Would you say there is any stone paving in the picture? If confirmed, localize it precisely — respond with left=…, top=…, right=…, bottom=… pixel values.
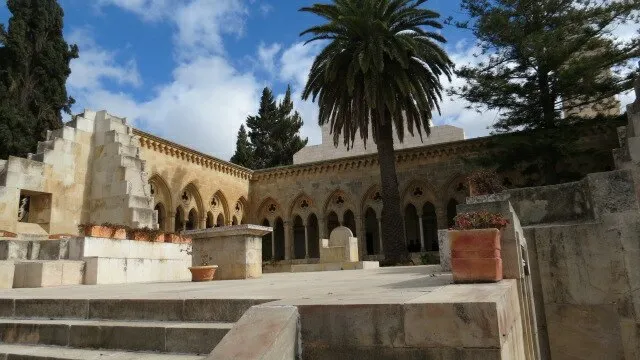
left=0, top=265, right=451, bottom=303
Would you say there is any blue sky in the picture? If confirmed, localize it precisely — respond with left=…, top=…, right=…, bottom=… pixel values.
left=0, top=1, right=636, bottom=160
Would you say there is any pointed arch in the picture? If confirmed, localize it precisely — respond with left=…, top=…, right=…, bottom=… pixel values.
left=289, top=192, right=316, bottom=220
left=441, top=173, right=470, bottom=205
left=360, top=184, right=382, bottom=218
left=401, top=179, right=438, bottom=210
left=323, top=188, right=354, bottom=219
left=208, top=190, right=230, bottom=226
left=233, top=196, right=248, bottom=224
left=256, top=197, right=283, bottom=223
left=179, top=182, right=205, bottom=220
left=149, top=174, right=172, bottom=230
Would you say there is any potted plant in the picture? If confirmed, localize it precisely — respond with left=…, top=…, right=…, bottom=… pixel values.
left=467, top=169, right=504, bottom=196
left=449, top=211, right=509, bottom=283
left=188, top=253, right=218, bottom=282
left=78, top=223, right=127, bottom=239
left=126, top=227, right=163, bottom=242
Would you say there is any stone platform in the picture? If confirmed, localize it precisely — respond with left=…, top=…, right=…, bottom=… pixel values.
left=0, top=266, right=527, bottom=359
left=263, top=260, right=379, bottom=273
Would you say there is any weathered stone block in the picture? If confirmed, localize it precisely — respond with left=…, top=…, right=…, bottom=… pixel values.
left=0, top=261, right=14, bottom=289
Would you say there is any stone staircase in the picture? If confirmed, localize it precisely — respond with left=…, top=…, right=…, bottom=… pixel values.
left=0, top=298, right=270, bottom=359
left=89, top=111, right=156, bottom=229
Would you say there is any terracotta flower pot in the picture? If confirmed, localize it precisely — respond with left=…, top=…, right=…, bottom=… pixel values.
left=84, top=225, right=127, bottom=239
left=449, top=228, right=502, bottom=283
left=189, top=265, right=218, bottom=282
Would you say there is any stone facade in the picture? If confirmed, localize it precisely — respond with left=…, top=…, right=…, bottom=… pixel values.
left=293, top=122, right=465, bottom=164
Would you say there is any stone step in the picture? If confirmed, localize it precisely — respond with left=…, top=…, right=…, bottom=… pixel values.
left=49, top=126, right=77, bottom=142
left=0, top=240, right=69, bottom=261
left=0, top=344, right=204, bottom=360
left=104, top=130, right=137, bottom=147
left=104, top=141, right=140, bottom=158
left=12, top=260, right=85, bottom=288
left=0, top=298, right=270, bottom=323
left=0, top=318, right=232, bottom=354
left=121, top=155, right=146, bottom=172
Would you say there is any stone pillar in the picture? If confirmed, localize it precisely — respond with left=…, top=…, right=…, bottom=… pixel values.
left=168, top=211, right=176, bottom=232
left=355, top=215, right=363, bottom=258
left=284, top=221, right=292, bottom=260
left=378, top=218, right=384, bottom=255
left=304, top=224, right=309, bottom=259
left=418, top=217, right=425, bottom=252
left=319, top=217, right=327, bottom=239
left=199, top=216, right=207, bottom=230
left=270, top=231, right=275, bottom=260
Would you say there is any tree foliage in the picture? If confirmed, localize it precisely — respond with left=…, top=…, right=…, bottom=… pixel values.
left=300, top=0, right=453, bottom=264
left=450, top=0, right=640, bottom=184
left=230, top=86, right=308, bottom=169
left=0, top=0, right=78, bottom=159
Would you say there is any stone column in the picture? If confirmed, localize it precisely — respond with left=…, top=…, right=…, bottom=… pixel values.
left=284, top=221, right=292, bottom=260
left=319, top=217, right=327, bottom=239
left=270, top=231, right=275, bottom=260
left=418, top=217, right=425, bottom=252
left=304, top=224, right=309, bottom=259
left=355, top=215, right=364, bottom=258
left=168, top=211, right=176, bottom=232
left=199, top=216, right=207, bottom=230
left=378, top=218, right=384, bottom=255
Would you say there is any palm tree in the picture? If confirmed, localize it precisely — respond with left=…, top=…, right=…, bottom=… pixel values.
left=300, top=0, right=453, bottom=264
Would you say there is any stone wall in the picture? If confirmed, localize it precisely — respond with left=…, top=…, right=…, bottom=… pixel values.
left=293, top=123, right=465, bottom=164
left=136, top=130, right=251, bottom=232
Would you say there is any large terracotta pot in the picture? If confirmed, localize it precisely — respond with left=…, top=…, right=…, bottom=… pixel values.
left=449, top=228, right=502, bottom=283
left=189, top=265, right=218, bottom=282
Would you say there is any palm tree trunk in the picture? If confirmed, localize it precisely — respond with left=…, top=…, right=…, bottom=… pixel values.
left=376, top=120, right=410, bottom=265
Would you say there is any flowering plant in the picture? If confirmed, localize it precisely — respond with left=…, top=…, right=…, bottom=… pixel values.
left=467, top=169, right=504, bottom=196
left=451, top=211, right=509, bottom=230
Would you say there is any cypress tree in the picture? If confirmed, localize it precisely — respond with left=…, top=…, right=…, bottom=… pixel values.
left=0, top=0, right=78, bottom=159
left=450, top=0, right=639, bottom=185
left=231, top=86, right=308, bottom=169
left=230, top=125, right=254, bottom=169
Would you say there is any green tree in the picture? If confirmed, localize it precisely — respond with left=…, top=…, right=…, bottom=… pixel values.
left=230, top=125, right=255, bottom=169
left=0, top=0, right=78, bottom=159
left=451, top=0, right=640, bottom=184
left=231, top=86, right=308, bottom=169
left=300, top=0, right=453, bottom=264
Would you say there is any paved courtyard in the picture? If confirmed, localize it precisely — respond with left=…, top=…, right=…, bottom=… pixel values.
left=0, top=265, right=453, bottom=303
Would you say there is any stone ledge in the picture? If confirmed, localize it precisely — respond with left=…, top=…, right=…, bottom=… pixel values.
left=184, top=224, right=272, bottom=238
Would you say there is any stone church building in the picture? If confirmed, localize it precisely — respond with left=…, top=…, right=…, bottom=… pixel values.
left=0, top=101, right=621, bottom=263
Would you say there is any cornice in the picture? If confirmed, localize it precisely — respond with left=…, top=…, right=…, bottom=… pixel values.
left=133, top=129, right=254, bottom=181
left=251, top=136, right=491, bottom=181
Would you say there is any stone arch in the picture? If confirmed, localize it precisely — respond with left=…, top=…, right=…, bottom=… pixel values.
left=326, top=211, right=340, bottom=235
left=186, top=208, right=198, bottom=230
left=232, top=216, right=238, bottom=225
left=149, top=174, right=172, bottom=230
left=178, top=182, right=205, bottom=229
left=209, top=190, right=230, bottom=226
left=233, top=196, right=248, bottom=224
left=289, top=192, right=316, bottom=220
left=256, top=197, right=283, bottom=223
left=401, top=179, right=438, bottom=211
left=360, top=184, right=383, bottom=218
left=216, top=213, right=225, bottom=227
left=273, top=217, right=285, bottom=260
left=442, top=173, right=470, bottom=205
left=154, top=203, right=167, bottom=231
left=323, top=189, right=355, bottom=220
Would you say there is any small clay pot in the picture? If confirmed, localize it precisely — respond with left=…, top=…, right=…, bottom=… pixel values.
left=188, top=265, right=218, bottom=282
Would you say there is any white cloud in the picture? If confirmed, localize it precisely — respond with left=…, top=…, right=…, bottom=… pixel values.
left=67, top=28, right=142, bottom=91
left=71, top=0, right=261, bottom=160
left=278, top=42, right=324, bottom=145
left=257, top=42, right=282, bottom=75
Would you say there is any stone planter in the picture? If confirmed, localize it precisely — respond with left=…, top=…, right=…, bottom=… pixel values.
left=449, top=228, right=502, bottom=283
left=83, top=225, right=126, bottom=240
left=189, top=265, right=218, bottom=282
